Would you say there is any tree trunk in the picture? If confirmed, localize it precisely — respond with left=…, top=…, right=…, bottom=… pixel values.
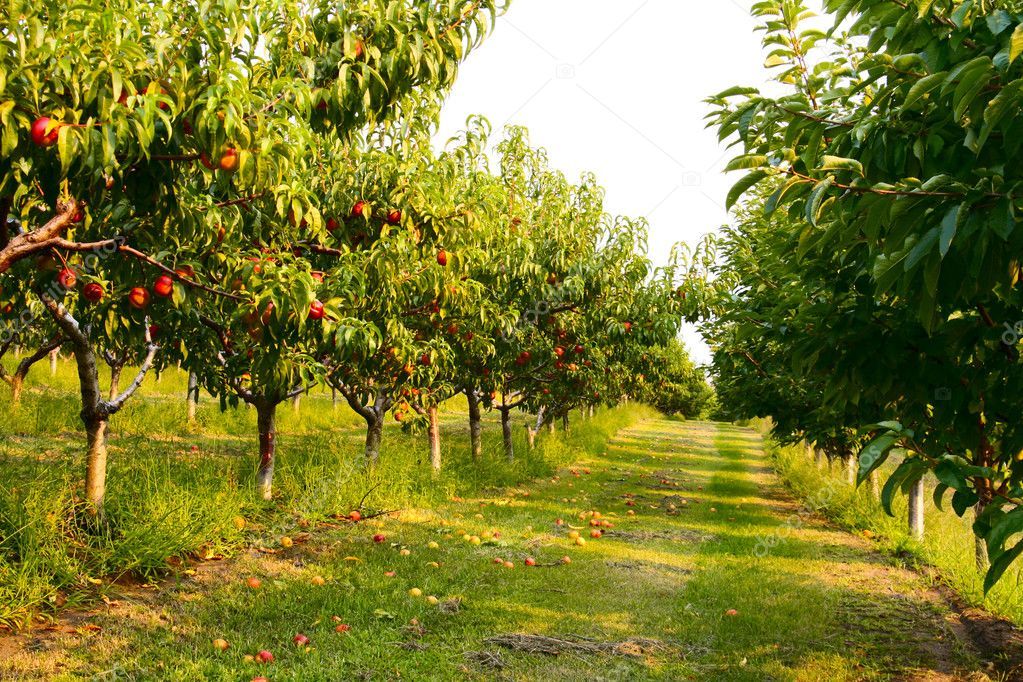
left=187, top=371, right=199, bottom=423
left=561, top=413, right=569, bottom=433
left=526, top=426, right=536, bottom=450
left=908, top=478, right=925, bottom=540
left=869, top=469, right=880, bottom=498
left=365, top=415, right=383, bottom=466
left=84, top=417, right=109, bottom=513
left=546, top=421, right=554, bottom=434
left=292, top=393, right=301, bottom=413
left=10, top=374, right=23, bottom=404
left=428, top=405, right=441, bottom=473
left=500, top=407, right=514, bottom=462
left=49, top=348, right=58, bottom=376
left=844, top=454, right=856, bottom=486
left=332, top=387, right=339, bottom=410
left=255, top=401, right=277, bottom=501
left=588, top=405, right=595, bottom=419
left=815, top=449, right=826, bottom=469
left=108, top=364, right=123, bottom=401
left=467, top=390, right=482, bottom=461
left=974, top=502, right=990, bottom=572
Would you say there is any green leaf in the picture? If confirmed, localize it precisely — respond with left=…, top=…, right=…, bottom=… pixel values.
left=819, top=155, right=864, bottom=175
left=986, top=507, right=1023, bottom=556
left=857, top=433, right=896, bottom=485
left=726, top=171, right=768, bottom=209
left=985, top=539, right=1023, bottom=593
left=932, top=482, right=949, bottom=511
left=904, top=72, right=946, bottom=109
left=905, top=227, right=939, bottom=271
left=805, top=178, right=833, bottom=227
left=1011, top=23, right=1023, bottom=63
left=939, top=205, right=959, bottom=257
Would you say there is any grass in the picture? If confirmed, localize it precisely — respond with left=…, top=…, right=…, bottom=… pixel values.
left=758, top=419, right=1023, bottom=626
left=0, top=356, right=642, bottom=631
left=0, top=377, right=987, bottom=680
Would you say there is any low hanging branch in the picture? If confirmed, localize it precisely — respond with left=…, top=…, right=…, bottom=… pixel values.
left=0, top=199, right=79, bottom=274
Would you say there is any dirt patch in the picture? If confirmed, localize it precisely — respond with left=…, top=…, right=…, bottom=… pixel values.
left=485, top=633, right=668, bottom=658
left=934, top=581, right=1023, bottom=681
left=605, top=560, right=693, bottom=577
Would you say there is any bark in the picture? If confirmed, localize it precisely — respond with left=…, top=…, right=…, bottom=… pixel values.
left=467, top=389, right=483, bottom=461
left=84, top=417, right=109, bottom=512
left=332, top=387, right=339, bottom=409
left=546, top=421, right=554, bottom=434
left=108, top=363, right=123, bottom=401
left=869, top=469, right=880, bottom=498
left=974, top=502, right=990, bottom=572
left=49, top=348, right=58, bottom=376
left=525, top=426, right=536, bottom=450
left=10, top=375, right=23, bottom=404
left=844, top=453, right=856, bottom=486
left=908, top=478, right=925, bottom=540
left=815, top=449, right=826, bottom=469
left=500, top=407, right=514, bottom=462
left=2, top=335, right=61, bottom=404
left=428, top=405, right=441, bottom=473
left=292, top=393, right=301, bottom=413
left=365, top=416, right=383, bottom=466
left=255, top=401, right=277, bottom=501
left=186, top=371, right=199, bottom=423
left=561, top=413, right=569, bottom=433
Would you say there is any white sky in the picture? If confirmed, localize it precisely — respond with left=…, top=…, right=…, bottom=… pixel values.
left=435, top=0, right=781, bottom=365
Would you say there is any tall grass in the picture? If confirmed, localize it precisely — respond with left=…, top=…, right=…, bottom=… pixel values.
left=759, top=423, right=1023, bottom=625
left=0, top=358, right=648, bottom=628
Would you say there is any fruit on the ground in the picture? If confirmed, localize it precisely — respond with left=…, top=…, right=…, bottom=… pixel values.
left=246, top=577, right=262, bottom=589
left=308, top=300, right=325, bottom=320
left=524, top=557, right=536, bottom=567
left=725, top=609, right=739, bottom=617
left=153, top=275, right=174, bottom=298
left=373, top=533, right=386, bottom=543
left=561, top=556, right=572, bottom=564
left=349, top=510, right=362, bottom=522
left=128, top=287, right=151, bottom=309
left=219, top=147, right=239, bottom=172
left=590, top=529, right=602, bottom=538
left=311, top=575, right=326, bottom=586
left=408, top=587, right=423, bottom=597
left=399, top=548, right=411, bottom=556
left=58, top=268, right=77, bottom=289
left=426, top=595, right=439, bottom=605
left=555, top=519, right=564, bottom=526
left=252, top=677, right=269, bottom=682
left=503, top=561, right=514, bottom=569
left=567, top=530, right=580, bottom=539
left=436, top=249, right=448, bottom=266
left=384, top=570, right=396, bottom=577
left=574, top=537, right=586, bottom=546
left=626, top=510, right=636, bottom=516
left=255, top=650, right=274, bottom=663
left=335, top=623, right=351, bottom=633
left=386, top=209, right=402, bottom=225
left=350, top=200, right=367, bottom=218
left=31, top=117, right=60, bottom=147
left=212, top=638, right=230, bottom=651
left=293, top=633, right=309, bottom=646
left=427, top=541, right=439, bottom=549
left=280, top=536, right=293, bottom=548
left=492, top=557, right=504, bottom=565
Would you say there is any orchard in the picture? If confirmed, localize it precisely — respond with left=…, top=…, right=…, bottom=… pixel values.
left=1, top=1, right=1021, bottom=679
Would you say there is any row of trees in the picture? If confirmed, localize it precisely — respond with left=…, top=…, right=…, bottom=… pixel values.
left=703, top=0, right=1023, bottom=589
left=0, top=2, right=711, bottom=520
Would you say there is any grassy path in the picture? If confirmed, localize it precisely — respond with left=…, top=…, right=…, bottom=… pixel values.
left=2, top=419, right=985, bottom=680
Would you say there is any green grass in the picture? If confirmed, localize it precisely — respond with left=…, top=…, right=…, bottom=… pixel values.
left=0, top=387, right=985, bottom=680
left=760, top=420, right=1023, bottom=626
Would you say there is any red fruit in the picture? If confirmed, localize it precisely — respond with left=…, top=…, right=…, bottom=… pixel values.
left=246, top=576, right=262, bottom=589
left=71, top=206, right=86, bottom=223
left=31, top=117, right=59, bottom=147
left=153, top=275, right=174, bottom=298
left=386, top=209, right=402, bottom=225
left=349, top=510, right=362, bottom=522
left=326, top=217, right=341, bottom=232
left=624, top=322, right=632, bottom=332
left=1, top=304, right=12, bottom=315
left=212, top=638, right=229, bottom=651
left=260, top=303, right=274, bottom=326
left=447, top=324, right=459, bottom=336
left=82, top=283, right=104, bottom=303
left=436, top=250, right=448, bottom=267
left=255, top=650, right=274, bottom=663
left=524, top=557, right=536, bottom=567
left=293, top=633, right=310, bottom=647
left=58, top=268, right=77, bottom=289
left=590, top=529, right=602, bottom=538
left=725, top=609, right=739, bottom=617
left=311, top=271, right=325, bottom=283
left=420, top=353, right=431, bottom=367
left=574, top=344, right=584, bottom=354
left=128, top=287, right=150, bottom=309
left=253, top=678, right=269, bottom=682
left=555, top=519, right=564, bottom=526
left=148, top=324, right=160, bottom=339
left=554, top=347, right=566, bottom=357
left=199, top=152, right=215, bottom=170
left=350, top=200, right=367, bottom=218
left=219, top=147, right=239, bottom=172
left=182, top=118, right=194, bottom=135
left=175, top=265, right=195, bottom=280
left=335, top=623, right=351, bottom=633
left=308, top=300, right=325, bottom=321
left=464, top=331, right=474, bottom=341
left=547, top=273, right=558, bottom=285
left=373, top=533, right=386, bottom=543
left=560, top=556, right=572, bottom=564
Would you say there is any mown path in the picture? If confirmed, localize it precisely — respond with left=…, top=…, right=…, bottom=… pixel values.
left=2, top=419, right=991, bottom=680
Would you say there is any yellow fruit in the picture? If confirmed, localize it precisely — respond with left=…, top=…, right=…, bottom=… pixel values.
left=574, top=537, right=586, bottom=546
left=427, top=541, right=439, bottom=549
left=567, top=530, right=580, bottom=540
left=399, top=549, right=411, bottom=556
left=409, top=588, right=423, bottom=597
left=311, top=576, right=326, bottom=586
left=426, top=595, right=439, bottom=605
left=280, top=536, right=293, bottom=548
left=233, top=516, right=246, bottom=531
left=470, top=536, right=482, bottom=545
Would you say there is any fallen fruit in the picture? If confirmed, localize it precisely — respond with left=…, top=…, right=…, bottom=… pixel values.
left=373, top=533, right=386, bottom=543
left=427, top=541, right=439, bottom=549
left=503, top=561, right=514, bottom=569
left=280, top=536, right=293, bottom=548
left=311, top=576, right=326, bottom=586
left=561, top=556, right=572, bottom=564
left=293, top=633, right=310, bottom=646
left=335, top=623, right=351, bottom=633
left=408, top=588, right=423, bottom=597
left=725, top=609, right=739, bottom=617
left=212, top=638, right=229, bottom=651
left=246, top=577, right=262, bottom=589
left=350, top=510, right=362, bottom=522
left=524, top=557, right=536, bottom=567
left=426, top=595, right=439, bottom=605
left=255, top=650, right=274, bottom=663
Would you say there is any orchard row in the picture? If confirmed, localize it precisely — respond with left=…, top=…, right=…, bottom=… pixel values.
left=0, top=2, right=709, bottom=517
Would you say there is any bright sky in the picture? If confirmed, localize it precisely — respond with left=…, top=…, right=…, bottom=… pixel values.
left=435, top=0, right=782, bottom=365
